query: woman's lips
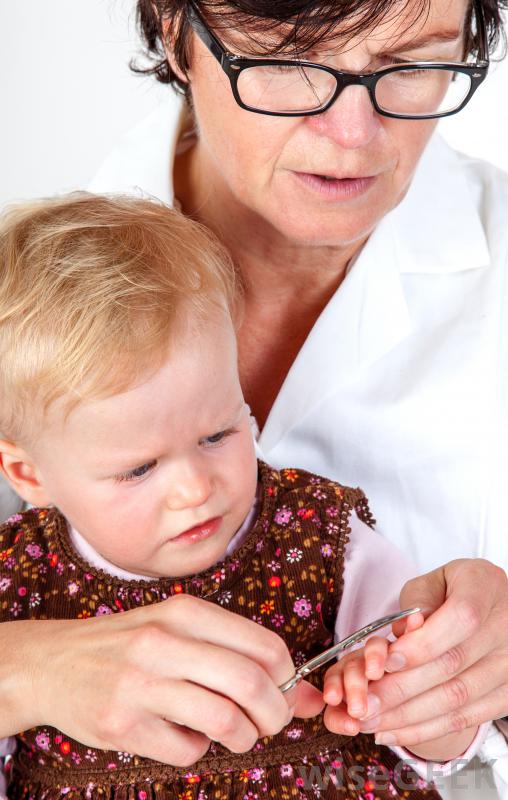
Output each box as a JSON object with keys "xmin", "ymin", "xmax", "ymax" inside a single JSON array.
[
  {"xmin": 170, "ymin": 516, "xmax": 223, "ymax": 544},
  {"xmin": 292, "ymin": 171, "xmax": 377, "ymax": 200}
]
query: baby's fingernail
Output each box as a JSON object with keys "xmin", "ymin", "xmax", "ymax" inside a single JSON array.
[
  {"xmin": 324, "ymin": 692, "xmax": 339, "ymax": 706},
  {"xmin": 361, "ymin": 693, "xmax": 381, "ymax": 719},
  {"xmin": 345, "ymin": 719, "xmax": 359, "ymax": 734},
  {"xmin": 324, "ymin": 679, "xmax": 340, "ymax": 703},
  {"xmin": 359, "ymin": 717, "xmax": 380, "ymax": 733},
  {"xmin": 349, "ymin": 702, "xmax": 366, "ymax": 717},
  {"xmin": 375, "ymin": 732, "xmax": 397, "ymax": 746},
  {"xmin": 385, "ymin": 652, "xmax": 406, "ymax": 672}
]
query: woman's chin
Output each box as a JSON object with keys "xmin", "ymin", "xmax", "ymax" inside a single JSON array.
[
  {"xmin": 269, "ymin": 207, "xmax": 379, "ymax": 250},
  {"xmin": 255, "ymin": 183, "xmax": 385, "ymax": 249}
]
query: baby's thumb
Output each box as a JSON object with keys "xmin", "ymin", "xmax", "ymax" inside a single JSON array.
[{"xmin": 292, "ymin": 680, "xmax": 325, "ymax": 719}]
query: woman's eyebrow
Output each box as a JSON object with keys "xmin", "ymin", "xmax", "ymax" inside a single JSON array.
[{"xmin": 382, "ymin": 29, "xmax": 463, "ymax": 54}]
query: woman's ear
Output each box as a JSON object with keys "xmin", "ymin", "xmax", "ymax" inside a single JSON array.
[
  {"xmin": 159, "ymin": 11, "xmax": 192, "ymax": 85},
  {"xmin": 0, "ymin": 440, "xmax": 52, "ymax": 507}
]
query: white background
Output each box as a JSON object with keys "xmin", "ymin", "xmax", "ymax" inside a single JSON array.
[{"xmin": 1, "ymin": 0, "xmax": 507, "ymax": 207}]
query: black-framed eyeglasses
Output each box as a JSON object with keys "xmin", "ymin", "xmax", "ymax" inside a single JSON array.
[{"xmin": 187, "ymin": 1, "xmax": 489, "ymax": 120}]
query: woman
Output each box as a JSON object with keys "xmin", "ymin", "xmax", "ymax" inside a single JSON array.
[{"xmin": 1, "ymin": 0, "xmax": 508, "ymax": 792}]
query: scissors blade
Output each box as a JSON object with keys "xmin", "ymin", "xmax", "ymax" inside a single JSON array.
[{"xmin": 279, "ymin": 606, "xmax": 420, "ymax": 694}]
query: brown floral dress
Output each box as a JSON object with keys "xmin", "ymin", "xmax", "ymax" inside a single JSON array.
[{"xmin": 0, "ymin": 462, "xmax": 441, "ymax": 800}]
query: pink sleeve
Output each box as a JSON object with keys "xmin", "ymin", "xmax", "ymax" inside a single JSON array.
[
  {"xmin": 334, "ymin": 513, "xmax": 488, "ymax": 777},
  {"xmin": 334, "ymin": 511, "xmax": 417, "ymax": 642}
]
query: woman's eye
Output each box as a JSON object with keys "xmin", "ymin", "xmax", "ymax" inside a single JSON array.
[
  {"xmin": 117, "ymin": 460, "xmax": 157, "ymax": 482},
  {"xmin": 201, "ymin": 429, "xmax": 236, "ymax": 447}
]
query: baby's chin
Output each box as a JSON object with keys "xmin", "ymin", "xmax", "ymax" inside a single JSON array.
[{"xmin": 125, "ymin": 538, "xmax": 235, "ymax": 581}]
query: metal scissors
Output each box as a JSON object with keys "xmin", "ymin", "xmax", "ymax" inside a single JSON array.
[{"xmin": 279, "ymin": 606, "xmax": 420, "ymax": 693}]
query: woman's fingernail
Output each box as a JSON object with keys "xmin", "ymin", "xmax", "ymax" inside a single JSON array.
[
  {"xmin": 375, "ymin": 732, "xmax": 397, "ymax": 745},
  {"xmin": 359, "ymin": 717, "xmax": 380, "ymax": 733},
  {"xmin": 361, "ymin": 693, "xmax": 381, "ymax": 719},
  {"xmin": 385, "ymin": 652, "xmax": 407, "ymax": 672}
]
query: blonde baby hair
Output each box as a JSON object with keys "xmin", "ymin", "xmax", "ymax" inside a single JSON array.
[{"xmin": 0, "ymin": 192, "xmax": 235, "ymax": 444}]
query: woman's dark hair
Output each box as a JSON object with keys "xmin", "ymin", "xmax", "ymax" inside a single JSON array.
[{"xmin": 132, "ymin": 0, "xmax": 507, "ymax": 94}]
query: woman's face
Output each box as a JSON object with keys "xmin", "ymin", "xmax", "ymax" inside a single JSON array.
[{"xmin": 181, "ymin": 0, "xmax": 469, "ymax": 249}]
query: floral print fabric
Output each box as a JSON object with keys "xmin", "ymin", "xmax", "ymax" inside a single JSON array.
[{"xmin": 0, "ymin": 462, "xmax": 441, "ymax": 800}]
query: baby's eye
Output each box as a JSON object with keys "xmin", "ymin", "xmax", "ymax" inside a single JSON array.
[
  {"xmin": 200, "ymin": 429, "xmax": 236, "ymax": 447},
  {"xmin": 117, "ymin": 460, "xmax": 157, "ymax": 482}
]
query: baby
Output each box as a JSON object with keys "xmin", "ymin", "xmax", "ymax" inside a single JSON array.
[{"xmin": 0, "ymin": 194, "xmax": 479, "ymax": 800}]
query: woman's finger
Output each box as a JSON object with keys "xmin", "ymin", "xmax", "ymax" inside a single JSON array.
[
  {"xmin": 132, "ymin": 719, "xmax": 211, "ymax": 767},
  {"xmin": 387, "ymin": 559, "xmax": 508, "ymax": 670},
  {"xmin": 360, "ymin": 601, "xmax": 508, "ymax": 723},
  {"xmin": 359, "ymin": 650, "xmax": 508, "ymax": 734},
  {"xmin": 88, "ymin": 702, "xmax": 212, "ymax": 767},
  {"xmin": 143, "ymin": 679, "xmax": 261, "ymax": 753},
  {"xmin": 372, "ymin": 682, "xmax": 508, "ymax": 749},
  {"xmin": 153, "ymin": 594, "xmax": 297, "ymax": 686},
  {"xmin": 164, "ymin": 635, "xmax": 292, "ymax": 738}
]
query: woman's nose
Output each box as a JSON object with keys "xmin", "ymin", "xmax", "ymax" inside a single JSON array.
[
  {"xmin": 307, "ymin": 84, "xmax": 381, "ymax": 150},
  {"xmin": 166, "ymin": 466, "xmax": 213, "ymax": 511}
]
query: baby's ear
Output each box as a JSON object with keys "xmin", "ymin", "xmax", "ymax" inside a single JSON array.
[{"xmin": 0, "ymin": 440, "xmax": 52, "ymax": 507}]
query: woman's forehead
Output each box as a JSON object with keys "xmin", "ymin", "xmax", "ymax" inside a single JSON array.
[{"xmin": 203, "ymin": 0, "xmax": 470, "ymax": 55}]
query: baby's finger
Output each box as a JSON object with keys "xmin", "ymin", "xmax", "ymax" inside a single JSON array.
[
  {"xmin": 403, "ymin": 611, "xmax": 425, "ymax": 635},
  {"xmin": 392, "ymin": 608, "xmax": 429, "ymax": 638},
  {"xmin": 323, "ymin": 662, "xmax": 344, "ymax": 707},
  {"xmin": 323, "ymin": 701, "xmax": 360, "ymax": 736},
  {"xmin": 343, "ymin": 652, "xmax": 368, "ymax": 718},
  {"xmin": 364, "ymin": 637, "xmax": 389, "ymax": 681}
]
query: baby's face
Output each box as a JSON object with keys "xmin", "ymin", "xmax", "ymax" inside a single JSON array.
[{"xmin": 29, "ymin": 310, "xmax": 258, "ymax": 578}]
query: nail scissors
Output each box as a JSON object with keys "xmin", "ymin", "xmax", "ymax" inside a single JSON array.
[{"xmin": 279, "ymin": 606, "xmax": 420, "ymax": 693}]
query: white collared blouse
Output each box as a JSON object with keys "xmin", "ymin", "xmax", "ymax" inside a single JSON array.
[{"xmin": 86, "ymin": 97, "xmax": 508, "ymax": 577}]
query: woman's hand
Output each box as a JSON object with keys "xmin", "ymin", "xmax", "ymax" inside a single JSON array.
[
  {"xmin": 355, "ymin": 559, "xmax": 508, "ymax": 749},
  {"xmin": 0, "ymin": 594, "xmax": 324, "ymax": 765},
  {"xmin": 322, "ymin": 610, "xmax": 478, "ymax": 762}
]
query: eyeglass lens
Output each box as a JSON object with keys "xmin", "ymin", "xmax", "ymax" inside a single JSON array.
[{"xmin": 236, "ymin": 65, "xmax": 472, "ymax": 117}]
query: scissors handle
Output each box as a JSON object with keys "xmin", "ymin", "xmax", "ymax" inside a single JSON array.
[{"xmin": 279, "ymin": 606, "xmax": 420, "ymax": 694}]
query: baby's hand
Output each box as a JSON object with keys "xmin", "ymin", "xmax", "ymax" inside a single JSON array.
[
  {"xmin": 322, "ymin": 636, "xmax": 389, "ymax": 734},
  {"xmin": 323, "ymin": 611, "xmax": 425, "ymax": 736}
]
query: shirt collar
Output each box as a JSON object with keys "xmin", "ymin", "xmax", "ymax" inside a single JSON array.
[
  {"xmin": 88, "ymin": 97, "xmax": 186, "ymax": 206},
  {"xmin": 389, "ymin": 133, "xmax": 490, "ymax": 274}
]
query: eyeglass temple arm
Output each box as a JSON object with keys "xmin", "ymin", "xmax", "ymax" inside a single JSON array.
[
  {"xmin": 474, "ymin": 0, "xmax": 489, "ymax": 63},
  {"xmin": 187, "ymin": 2, "xmax": 230, "ymax": 66}
]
